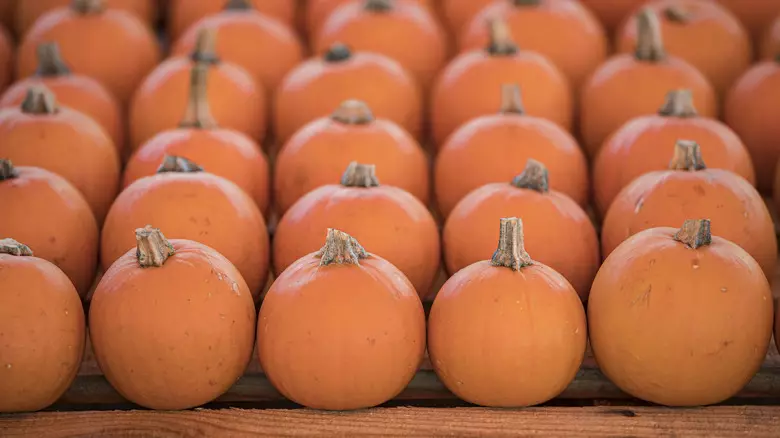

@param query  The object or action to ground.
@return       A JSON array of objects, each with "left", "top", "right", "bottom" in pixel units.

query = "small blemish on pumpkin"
[
  {"left": 721, "top": 287, "right": 728, "bottom": 293},
  {"left": 367, "top": 337, "right": 376, "bottom": 346},
  {"left": 48, "top": 236, "right": 56, "bottom": 243},
  {"left": 693, "top": 185, "right": 705, "bottom": 196},
  {"left": 64, "top": 310, "right": 68, "bottom": 315},
  {"left": 648, "top": 259, "right": 656, "bottom": 266},
  {"left": 691, "top": 259, "right": 700, "bottom": 269},
  {"left": 5, "top": 363, "right": 11, "bottom": 369},
  {"left": 634, "top": 198, "right": 644, "bottom": 213}
]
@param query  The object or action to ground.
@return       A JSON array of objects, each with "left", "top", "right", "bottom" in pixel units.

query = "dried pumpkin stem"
[
  {"left": 491, "top": 218, "right": 533, "bottom": 271},
  {"left": 664, "top": 6, "right": 690, "bottom": 22},
  {"left": 499, "top": 84, "right": 525, "bottom": 114},
  {"left": 331, "top": 100, "right": 375, "bottom": 125},
  {"left": 669, "top": 140, "right": 706, "bottom": 171},
  {"left": 511, "top": 159, "right": 549, "bottom": 193},
  {"left": 317, "top": 229, "right": 369, "bottom": 266},
  {"left": 635, "top": 8, "right": 666, "bottom": 61},
  {"left": 21, "top": 85, "right": 58, "bottom": 115},
  {"left": 486, "top": 18, "right": 519, "bottom": 56},
  {"left": 324, "top": 43, "right": 352, "bottom": 62},
  {"left": 224, "top": 0, "right": 253, "bottom": 11},
  {"left": 0, "top": 238, "right": 33, "bottom": 257},
  {"left": 157, "top": 155, "right": 204, "bottom": 173},
  {"left": 0, "top": 159, "right": 18, "bottom": 181},
  {"left": 135, "top": 226, "right": 176, "bottom": 268},
  {"left": 71, "top": 0, "right": 104, "bottom": 14},
  {"left": 658, "top": 89, "right": 698, "bottom": 117},
  {"left": 341, "top": 162, "right": 380, "bottom": 187},
  {"left": 191, "top": 27, "right": 219, "bottom": 64},
  {"left": 35, "top": 43, "right": 71, "bottom": 77},
  {"left": 674, "top": 219, "right": 712, "bottom": 249},
  {"left": 364, "top": 0, "right": 393, "bottom": 12},
  {"left": 179, "top": 63, "right": 218, "bottom": 129}
]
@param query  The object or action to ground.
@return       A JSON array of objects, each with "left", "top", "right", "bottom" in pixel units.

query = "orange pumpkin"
[
  {"left": 0, "top": 86, "right": 119, "bottom": 223},
  {"left": 601, "top": 141, "right": 776, "bottom": 280},
  {"left": 0, "top": 22, "right": 12, "bottom": 93},
  {"left": 435, "top": 84, "right": 587, "bottom": 218},
  {"left": 274, "top": 99, "right": 428, "bottom": 214},
  {"left": 716, "top": 0, "right": 780, "bottom": 46},
  {"left": 443, "top": 160, "right": 599, "bottom": 299},
  {"left": 130, "top": 33, "right": 266, "bottom": 150},
  {"left": 459, "top": 0, "right": 608, "bottom": 90},
  {"left": 1, "top": 42, "right": 124, "bottom": 155},
  {"left": 0, "top": 239, "right": 85, "bottom": 413},
  {"left": 593, "top": 89, "right": 754, "bottom": 218},
  {"left": 580, "top": 8, "right": 717, "bottom": 157},
  {"left": 15, "top": 0, "right": 156, "bottom": 36},
  {"left": 438, "top": 0, "right": 494, "bottom": 35},
  {"left": 431, "top": 18, "right": 571, "bottom": 147},
  {"left": 760, "top": 14, "right": 780, "bottom": 59},
  {"left": 589, "top": 219, "right": 773, "bottom": 406},
  {"left": 578, "top": 0, "right": 647, "bottom": 34},
  {"left": 725, "top": 58, "right": 780, "bottom": 193},
  {"left": 306, "top": 0, "right": 435, "bottom": 38},
  {"left": 429, "top": 217, "right": 586, "bottom": 407},
  {"left": 170, "top": 0, "right": 303, "bottom": 96},
  {"left": 90, "top": 226, "right": 256, "bottom": 410},
  {"left": 274, "top": 44, "right": 423, "bottom": 145},
  {"left": 168, "top": 0, "right": 297, "bottom": 41},
  {"left": 258, "top": 228, "right": 426, "bottom": 410}
]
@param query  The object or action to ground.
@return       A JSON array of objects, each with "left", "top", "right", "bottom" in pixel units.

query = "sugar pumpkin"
[
  {"left": 589, "top": 219, "right": 773, "bottom": 406},
  {"left": 258, "top": 228, "right": 426, "bottom": 411},
  {"left": 760, "top": 15, "right": 780, "bottom": 59},
  {"left": 593, "top": 89, "right": 754, "bottom": 218},
  {"left": 101, "top": 156, "right": 269, "bottom": 300},
  {"left": 601, "top": 141, "right": 776, "bottom": 280},
  {"left": 438, "top": 0, "right": 494, "bottom": 35},
  {"left": 306, "top": 0, "right": 435, "bottom": 38},
  {"left": 429, "top": 217, "right": 586, "bottom": 407},
  {"left": 15, "top": 0, "right": 156, "bottom": 36},
  {"left": 435, "top": 84, "right": 588, "bottom": 218},
  {"left": 0, "top": 239, "right": 86, "bottom": 413},
  {"left": 715, "top": 0, "right": 780, "bottom": 46},
  {"left": 580, "top": 7, "right": 717, "bottom": 157},
  {"left": 578, "top": 0, "right": 647, "bottom": 34},
  {"left": 168, "top": 0, "right": 297, "bottom": 41},
  {"left": 90, "top": 226, "right": 256, "bottom": 410},
  {"left": 443, "top": 159, "right": 599, "bottom": 299}
]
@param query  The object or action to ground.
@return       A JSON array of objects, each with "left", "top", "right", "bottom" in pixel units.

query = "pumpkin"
[
  {"left": 274, "top": 162, "right": 439, "bottom": 298},
  {"left": 129, "top": 33, "right": 266, "bottom": 150},
  {"left": 1, "top": 42, "right": 124, "bottom": 155},
  {"left": 589, "top": 219, "right": 773, "bottom": 406},
  {"left": 459, "top": 0, "right": 608, "bottom": 90},
  {"left": 274, "top": 99, "right": 428, "bottom": 214},
  {"left": 125, "top": 63, "right": 269, "bottom": 215},
  {"left": 168, "top": 0, "right": 296, "bottom": 41},
  {"left": 274, "top": 44, "right": 423, "bottom": 145},
  {"left": 578, "top": 0, "right": 647, "bottom": 34},
  {"left": 429, "top": 217, "right": 586, "bottom": 407},
  {"left": 725, "top": 57, "right": 780, "bottom": 193},
  {"left": 102, "top": 156, "right": 269, "bottom": 300},
  {"left": 761, "top": 15, "right": 780, "bottom": 59},
  {"left": 90, "top": 226, "right": 255, "bottom": 410},
  {"left": 435, "top": 84, "right": 588, "bottom": 218},
  {"left": 443, "top": 159, "right": 599, "bottom": 299},
  {"left": 0, "top": 160, "right": 98, "bottom": 296},
  {"left": 431, "top": 18, "right": 571, "bottom": 147},
  {"left": 715, "top": 0, "right": 780, "bottom": 45},
  {"left": 0, "top": 86, "right": 120, "bottom": 223},
  {"left": 579, "top": 7, "right": 717, "bottom": 157},
  {"left": 170, "top": 0, "right": 303, "bottom": 97},
  {"left": 615, "top": 0, "right": 751, "bottom": 97},
  {"left": 593, "top": 89, "right": 755, "bottom": 218},
  {"left": 306, "top": 0, "right": 435, "bottom": 38},
  {"left": 438, "top": 0, "right": 494, "bottom": 35},
  {"left": 258, "top": 228, "right": 426, "bottom": 410},
  {"left": 313, "top": 0, "right": 447, "bottom": 90},
  {"left": 0, "top": 1, "right": 15, "bottom": 32},
  {"left": 0, "top": 22, "right": 12, "bottom": 93},
  {"left": 15, "top": 0, "right": 156, "bottom": 36},
  {"left": 0, "top": 239, "right": 85, "bottom": 413},
  {"left": 601, "top": 141, "right": 776, "bottom": 280}
]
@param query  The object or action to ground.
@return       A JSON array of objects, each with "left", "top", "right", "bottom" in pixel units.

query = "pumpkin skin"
[
  {"left": 274, "top": 100, "right": 428, "bottom": 215},
  {"left": 0, "top": 23, "right": 13, "bottom": 93},
  {"left": 580, "top": 8, "right": 717, "bottom": 157},
  {"left": 715, "top": 0, "right": 780, "bottom": 45},
  {"left": 168, "top": 0, "right": 296, "bottom": 41},
  {"left": 16, "top": 0, "right": 161, "bottom": 104},
  {"left": 578, "top": 0, "right": 647, "bottom": 34},
  {"left": 0, "top": 239, "right": 86, "bottom": 413},
  {"left": 0, "top": 1, "right": 16, "bottom": 32},
  {"left": 601, "top": 141, "right": 777, "bottom": 280},
  {"left": 306, "top": 0, "right": 435, "bottom": 38},
  {"left": 589, "top": 219, "right": 773, "bottom": 406},
  {"left": 760, "top": 15, "right": 780, "bottom": 59},
  {"left": 15, "top": 0, "right": 156, "bottom": 36},
  {"left": 90, "top": 227, "right": 256, "bottom": 410},
  {"left": 274, "top": 44, "right": 423, "bottom": 145},
  {"left": 258, "top": 229, "right": 426, "bottom": 411},
  {"left": 0, "top": 86, "right": 120, "bottom": 223},
  {"left": 101, "top": 157, "right": 269, "bottom": 300},
  {"left": 438, "top": 0, "right": 494, "bottom": 35},
  {"left": 443, "top": 160, "right": 599, "bottom": 300},
  {"left": 435, "top": 84, "right": 588, "bottom": 218},
  {"left": 459, "top": 0, "right": 608, "bottom": 90},
  {"left": 431, "top": 18, "right": 571, "bottom": 147},
  {"left": 429, "top": 217, "right": 586, "bottom": 407},
  {"left": 593, "top": 89, "right": 755, "bottom": 218}
]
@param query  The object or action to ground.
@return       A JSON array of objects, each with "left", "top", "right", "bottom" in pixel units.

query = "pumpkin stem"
[
  {"left": 510, "top": 159, "right": 549, "bottom": 193},
  {"left": 0, "top": 238, "right": 33, "bottom": 257},
  {"left": 223, "top": 0, "right": 253, "bottom": 11},
  {"left": 21, "top": 85, "right": 58, "bottom": 115},
  {"left": 635, "top": 8, "right": 666, "bottom": 61},
  {"left": 364, "top": 0, "right": 393, "bottom": 12},
  {"left": 499, "top": 84, "right": 525, "bottom": 114},
  {"left": 512, "top": 0, "right": 542, "bottom": 6},
  {"left": 331, "top": 100, "right": 375, "bottom": 125},
  {"left": 71, "top": 0, "right": 104, "bottom": 14},
  {"left": 135, "top": 226, "right": 176, "bottom": 268},
  {"left": 664, "top": 6, "right": 690, "bottom": 22},
  {"left": 324, "top": 43, "right": 352, "bottom": 63},
  {"left": 658, "top": 89, "right": 698, "bottom": 117},
  {"left": 669, "top": 140, "right": 706, "bottom": 171},
  {"left": 486, "top": 18, "right": 519, "bottom": 56},
  {"left": 341, "top": 162, "right": 380, "bottom": 187},
  {"left": 0, "top": 159, "right": 18, "bottom": 181},
  {"left": 35, "top": 42, "right": 71, "bottom": 77},
  {"left": 179, "top": 63, "right": 218, "bottom": 129},
  {"left": 191, "top": 27, "right": 219, "bottom": 64},
  {"left": 317, "top": 229, "right": 369, "bottom": 266},
  {"left": 157, "top": 155, "right": 204, "bottom": 174},
  {"left": 491, "top": 218, "right": 533, "bottom": 271},
  {"left": 674, "top": 219, "right": 712, "bottom": 249}
]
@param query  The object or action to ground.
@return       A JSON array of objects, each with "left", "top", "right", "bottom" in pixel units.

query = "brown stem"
[
  {"left": 35, "top": 43, "right": 70, "bottom": 77},
  {"left": 157, "top": 155, "right": 204, "bottom": 173},
  {"left": 317, "top": 229, "right": 368, "bottom": 266},
  {"left": 674, "top": 219, "right": 712, "bottom": 249},
  {"left": 331, "top": 100, "right": 374, "bottom": 125},
  {"left": 486, "top": 18, "right": 519, "bottom": 56},
  {"left": 511, "top": 159, "right": 549, "bottom": 193},
  {"left": 669, "top": 140, "right": 706, "bottom": 171},
  {"left": 635, "top": 8, "right": 666, "bottom": 61},
  {"left": 190, "top": 27, "right": 219, "bottom": 64},
  {"left": 179, "top": 63, "right": 218, "bottom": 129},
  {"left": 490, "top": 218, "right": 533, "bottom": 271},
  {"left": 664, "top": 6, "right": 690, "bottom": 22},
  {"left": 324, "top": 43, "right": 352, "bottom": 63},
  {"left": 658, "top": 89, "right": 698, "bottom": 117},
  {"left": 71, "top": 0, "right": 104, "bottom": 14},
  {"left": 512, "top": 0, "right": 542, "bottom": 5},
  {"left": 224, "top": 0, "right": 253, "bottom": 11},
  {"left": 0, "top": 238, "right": 33, "bottom": 257},
  {"left": 21, "top": 85, "right": 58, "bottom": 115},
  {"left": 0, "top": 159, "right": 18, "bottom": 181},
  {"left": 364, "top": 0, "right": 393, "bottom": 12},
  {"left": 499, "top": 84, "right": 525, "bottom": 114},
  {"left": 135, "top": 226, "right": 176, "bottom": 268},
  {"left": 341, "top": 162, "right": 380, "bottom": 187}
]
